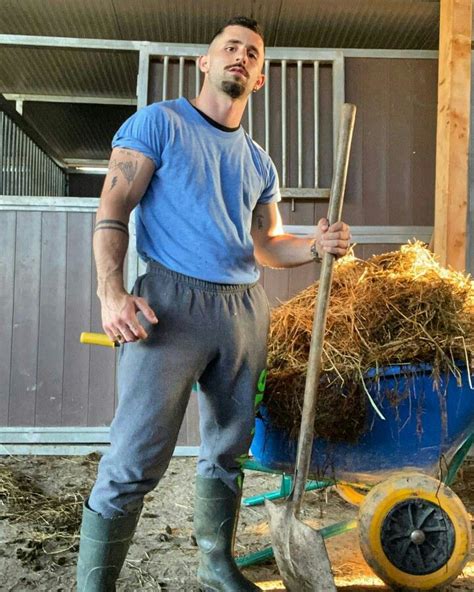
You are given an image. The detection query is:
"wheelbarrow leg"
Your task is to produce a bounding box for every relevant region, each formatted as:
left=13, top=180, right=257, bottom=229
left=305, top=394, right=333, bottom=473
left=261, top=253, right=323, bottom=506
left=443, top=433, right=474, bottom=486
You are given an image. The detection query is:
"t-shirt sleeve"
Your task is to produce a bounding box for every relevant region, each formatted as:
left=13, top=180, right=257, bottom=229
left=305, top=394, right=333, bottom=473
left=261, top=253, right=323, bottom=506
left=258, top=159, right=281, bottom=204
left=111, top=106, right=165, bottom=168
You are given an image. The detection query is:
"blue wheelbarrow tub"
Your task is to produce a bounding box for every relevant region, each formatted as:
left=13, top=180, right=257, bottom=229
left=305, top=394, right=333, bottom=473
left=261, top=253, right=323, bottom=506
left=251, top=363, right=474, bottom=484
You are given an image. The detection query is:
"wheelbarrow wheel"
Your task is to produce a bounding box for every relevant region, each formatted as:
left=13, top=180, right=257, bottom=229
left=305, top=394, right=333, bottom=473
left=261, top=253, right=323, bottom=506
left=358, top=472, right=471, bottom=591
left=335, top=483, right=368, bottom=507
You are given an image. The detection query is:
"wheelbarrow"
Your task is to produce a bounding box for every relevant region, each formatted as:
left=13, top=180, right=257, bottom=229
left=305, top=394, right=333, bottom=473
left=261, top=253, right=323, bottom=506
left=242, top=361, right=474, bottom=591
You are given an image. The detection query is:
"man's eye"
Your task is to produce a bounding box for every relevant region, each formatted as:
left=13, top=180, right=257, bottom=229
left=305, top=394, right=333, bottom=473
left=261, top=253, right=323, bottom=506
left=226, top=46, right=235, bottom=51
left=249, top=53, right=257, bottom=59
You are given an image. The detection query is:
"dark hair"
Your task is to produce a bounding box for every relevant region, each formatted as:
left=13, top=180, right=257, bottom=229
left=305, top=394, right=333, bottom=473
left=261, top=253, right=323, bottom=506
left=210, top=16, right=265, bottom=45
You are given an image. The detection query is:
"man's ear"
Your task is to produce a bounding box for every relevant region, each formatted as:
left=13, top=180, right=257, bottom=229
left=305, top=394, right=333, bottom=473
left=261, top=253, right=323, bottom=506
left=253, top=73, right=266, bottom=92
left=198, top=55, right=209, bottom=74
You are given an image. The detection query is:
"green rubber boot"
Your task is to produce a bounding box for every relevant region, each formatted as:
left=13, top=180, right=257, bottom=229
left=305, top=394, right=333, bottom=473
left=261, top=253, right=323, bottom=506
left=194, top=476, right=259, bottom=592
left=76, top=500, right=141, bottom=591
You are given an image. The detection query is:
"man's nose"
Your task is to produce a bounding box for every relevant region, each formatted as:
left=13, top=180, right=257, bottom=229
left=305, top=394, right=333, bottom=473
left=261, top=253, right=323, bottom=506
left=235, top=49, right=248, bottom=64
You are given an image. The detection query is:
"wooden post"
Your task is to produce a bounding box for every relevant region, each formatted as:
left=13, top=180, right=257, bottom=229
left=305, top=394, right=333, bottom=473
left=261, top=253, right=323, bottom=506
left=433, top=0, right=472, bottom=270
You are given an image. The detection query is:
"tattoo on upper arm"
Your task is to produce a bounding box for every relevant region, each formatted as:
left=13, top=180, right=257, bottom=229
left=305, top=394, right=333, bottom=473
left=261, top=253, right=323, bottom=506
left=94, top=219, right=129, bottom=237
left=256, top=214, right=264, bottom=230
left=110, top=176, right=118, bottom=191
left=109, top=158, right=139, bottom=185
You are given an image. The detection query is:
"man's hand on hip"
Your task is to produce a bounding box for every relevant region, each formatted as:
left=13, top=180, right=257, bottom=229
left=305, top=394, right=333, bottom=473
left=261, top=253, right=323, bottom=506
left=100, top=291, right=158, bottom=344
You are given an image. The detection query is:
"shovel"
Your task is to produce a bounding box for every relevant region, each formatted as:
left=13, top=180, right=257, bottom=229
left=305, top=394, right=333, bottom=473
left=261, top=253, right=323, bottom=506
left=265, top=103, right=356, bottom=592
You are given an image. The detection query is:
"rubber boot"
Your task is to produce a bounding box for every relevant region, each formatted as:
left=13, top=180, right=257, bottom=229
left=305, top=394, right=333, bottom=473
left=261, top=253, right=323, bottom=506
left=194, top=476, right=259, bottom=592
left=76, top=500, right=141, bottom=592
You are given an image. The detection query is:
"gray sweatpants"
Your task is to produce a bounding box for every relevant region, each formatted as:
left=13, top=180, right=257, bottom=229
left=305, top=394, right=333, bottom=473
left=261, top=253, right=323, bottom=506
left=88, top=261, right=270, bottom=518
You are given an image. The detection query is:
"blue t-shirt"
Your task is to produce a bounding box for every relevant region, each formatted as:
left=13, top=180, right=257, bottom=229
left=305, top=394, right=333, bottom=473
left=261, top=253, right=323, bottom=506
left=112, top=97, right=281, bottom=284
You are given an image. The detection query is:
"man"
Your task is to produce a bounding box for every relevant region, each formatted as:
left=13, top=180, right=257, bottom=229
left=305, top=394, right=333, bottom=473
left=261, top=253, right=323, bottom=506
left=77, top=16, right=351, bottom=592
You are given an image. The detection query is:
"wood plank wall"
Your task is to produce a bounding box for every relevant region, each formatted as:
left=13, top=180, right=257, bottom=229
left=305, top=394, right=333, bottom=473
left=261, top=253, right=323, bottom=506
left=0, top=211, right=116, bottom=428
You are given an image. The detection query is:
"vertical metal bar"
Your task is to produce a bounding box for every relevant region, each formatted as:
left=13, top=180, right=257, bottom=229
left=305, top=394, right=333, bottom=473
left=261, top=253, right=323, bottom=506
left=178, top=56, right=185, bottom=97
left=281, top=60, right=287, bottom=188
left=313, top=61, right=320, bottom=188
left=33, top=144, right=39, bottom=195
left=7, top=117, right=13, bottom=195
left=0, top=112, right=4, bottom=194
left=247, top=92, right=253, bottom=138
left=20, top=131, right=25, bottom=195
left=136, top=49, right=150, bottom=110
left=26, top=136, right=32, bottom=196
left=41, top=151, right=45, bottom=196
left=264, top=60, right=270, bottom=153
left=162, top=55, right=169, bottom=101
left=332, top=52, right=345, bottom=169
left=12, top=123, right=18, bottom=195
left=297, top=60, right=303, bottom=189
left=195, top=58, right=200, bottom=95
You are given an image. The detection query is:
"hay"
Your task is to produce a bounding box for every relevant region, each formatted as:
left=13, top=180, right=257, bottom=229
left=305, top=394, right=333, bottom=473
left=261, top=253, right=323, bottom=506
left=0, top=455, right=98, bottom=565
left=265, top=242, right=474, bottom=442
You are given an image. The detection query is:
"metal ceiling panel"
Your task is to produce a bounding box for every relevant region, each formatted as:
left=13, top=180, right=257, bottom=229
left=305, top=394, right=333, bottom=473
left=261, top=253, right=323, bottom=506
left=1, top=0, right=440, bottom=49
left=110, top=0, right=283, bottom=45
left=0, top=47, right=138, bottom=97
left=275, top=0, right=440, bottom=49
left=0, top=0, right=120, bottom=39
left=21, top=102, right=135, bottom=160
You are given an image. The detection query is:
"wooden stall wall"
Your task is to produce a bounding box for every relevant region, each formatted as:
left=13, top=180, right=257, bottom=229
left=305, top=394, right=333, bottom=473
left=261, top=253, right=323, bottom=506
left=0, top=210, right=116, bottom=428
left=261, top=57, right=437, bottom=305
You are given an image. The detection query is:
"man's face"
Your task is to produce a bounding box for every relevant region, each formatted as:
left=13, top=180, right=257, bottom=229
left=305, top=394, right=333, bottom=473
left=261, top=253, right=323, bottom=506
left=201, top=25, right=265, bottom=99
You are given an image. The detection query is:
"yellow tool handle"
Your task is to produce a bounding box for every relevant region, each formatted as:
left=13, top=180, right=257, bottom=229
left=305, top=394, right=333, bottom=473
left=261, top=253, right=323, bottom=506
left=80, top=332, right=118, bottom=348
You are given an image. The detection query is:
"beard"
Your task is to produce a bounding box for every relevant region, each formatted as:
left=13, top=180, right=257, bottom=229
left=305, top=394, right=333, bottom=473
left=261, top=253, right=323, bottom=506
left=221, top=79, right=246, bottom=99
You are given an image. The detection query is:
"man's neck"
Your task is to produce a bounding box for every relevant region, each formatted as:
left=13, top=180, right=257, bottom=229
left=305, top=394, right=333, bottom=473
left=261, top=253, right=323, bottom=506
left=192, top=84, right=247, bottom=129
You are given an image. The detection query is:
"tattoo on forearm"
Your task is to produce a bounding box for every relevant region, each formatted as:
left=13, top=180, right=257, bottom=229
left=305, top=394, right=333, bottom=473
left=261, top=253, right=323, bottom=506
left=110, top=176, right=118, bottom=191
left=256, top=215, right=264, bottom=230
left=109, top=159, right=138, bottom=185
left=94, top=219, right=129, bottom=237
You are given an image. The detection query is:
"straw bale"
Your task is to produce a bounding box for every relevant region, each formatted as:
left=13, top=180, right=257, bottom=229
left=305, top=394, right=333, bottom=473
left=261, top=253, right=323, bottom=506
left=265, top=242, right=474, bottom=442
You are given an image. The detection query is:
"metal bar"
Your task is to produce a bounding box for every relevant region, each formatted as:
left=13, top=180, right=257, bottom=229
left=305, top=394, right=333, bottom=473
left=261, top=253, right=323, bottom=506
left=162, top=55, right=169, bottom=101
left=178, top=56, right=185, bottom=97
left=264, top=60, right=270, bottom=152
left=6, top=117, right=13, bottom=194
left=0, top=443, right=199, bottom=456
left=0, top=36, right=437, bottom=61
left=26, top=135, right=32, bottom=196
left=297, top=60, right=303, bottom=188
left=13, top=121, right=19, bottom=195
left=195, top=58, right=200, bottom=95
left=281, top=59, right=287, bottom=188
left=33, top=143, right=40, bottom=195
left=282, top=224, right=433, bottom=243
left=247, top=92, right=253, bottom=138
left=136, top=49, right=150, bottom=110
left=0, top=196, right=99, bottom=211
left=314, top=61, right=320, bottom=188
left=0, top=112, right=4, bottom=194
left=3, top=93, right=137, bottom=105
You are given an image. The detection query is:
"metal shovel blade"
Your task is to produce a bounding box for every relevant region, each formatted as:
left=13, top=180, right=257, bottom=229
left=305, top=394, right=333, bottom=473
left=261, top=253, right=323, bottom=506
left=265, top=499, right=336, bottom=592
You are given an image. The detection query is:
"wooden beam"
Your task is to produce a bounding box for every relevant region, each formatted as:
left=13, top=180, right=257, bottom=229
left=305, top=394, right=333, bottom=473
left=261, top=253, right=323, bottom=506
left=434, top=0, right=472, bottom=270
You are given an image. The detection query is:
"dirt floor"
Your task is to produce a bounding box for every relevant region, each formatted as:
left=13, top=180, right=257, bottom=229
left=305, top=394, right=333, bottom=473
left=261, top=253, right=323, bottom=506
left=1, top=454, right=474, bottom=592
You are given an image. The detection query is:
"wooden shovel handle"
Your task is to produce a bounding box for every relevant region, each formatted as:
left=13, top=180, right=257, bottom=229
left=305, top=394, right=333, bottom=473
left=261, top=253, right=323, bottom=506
left=291, top=103, right=357, bottom=515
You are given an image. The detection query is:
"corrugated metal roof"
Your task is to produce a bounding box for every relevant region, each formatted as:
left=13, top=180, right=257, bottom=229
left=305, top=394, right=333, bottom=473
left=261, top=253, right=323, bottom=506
left=1, top=0, right=441, bottom=48
left=0, top=47, right=138, bottom=97
left=0, top=0, right=444, bottom=165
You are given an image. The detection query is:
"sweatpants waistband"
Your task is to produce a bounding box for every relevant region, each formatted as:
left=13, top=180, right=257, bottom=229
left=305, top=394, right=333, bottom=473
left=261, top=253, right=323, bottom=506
left=145, top=259, right=259, bottom=294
